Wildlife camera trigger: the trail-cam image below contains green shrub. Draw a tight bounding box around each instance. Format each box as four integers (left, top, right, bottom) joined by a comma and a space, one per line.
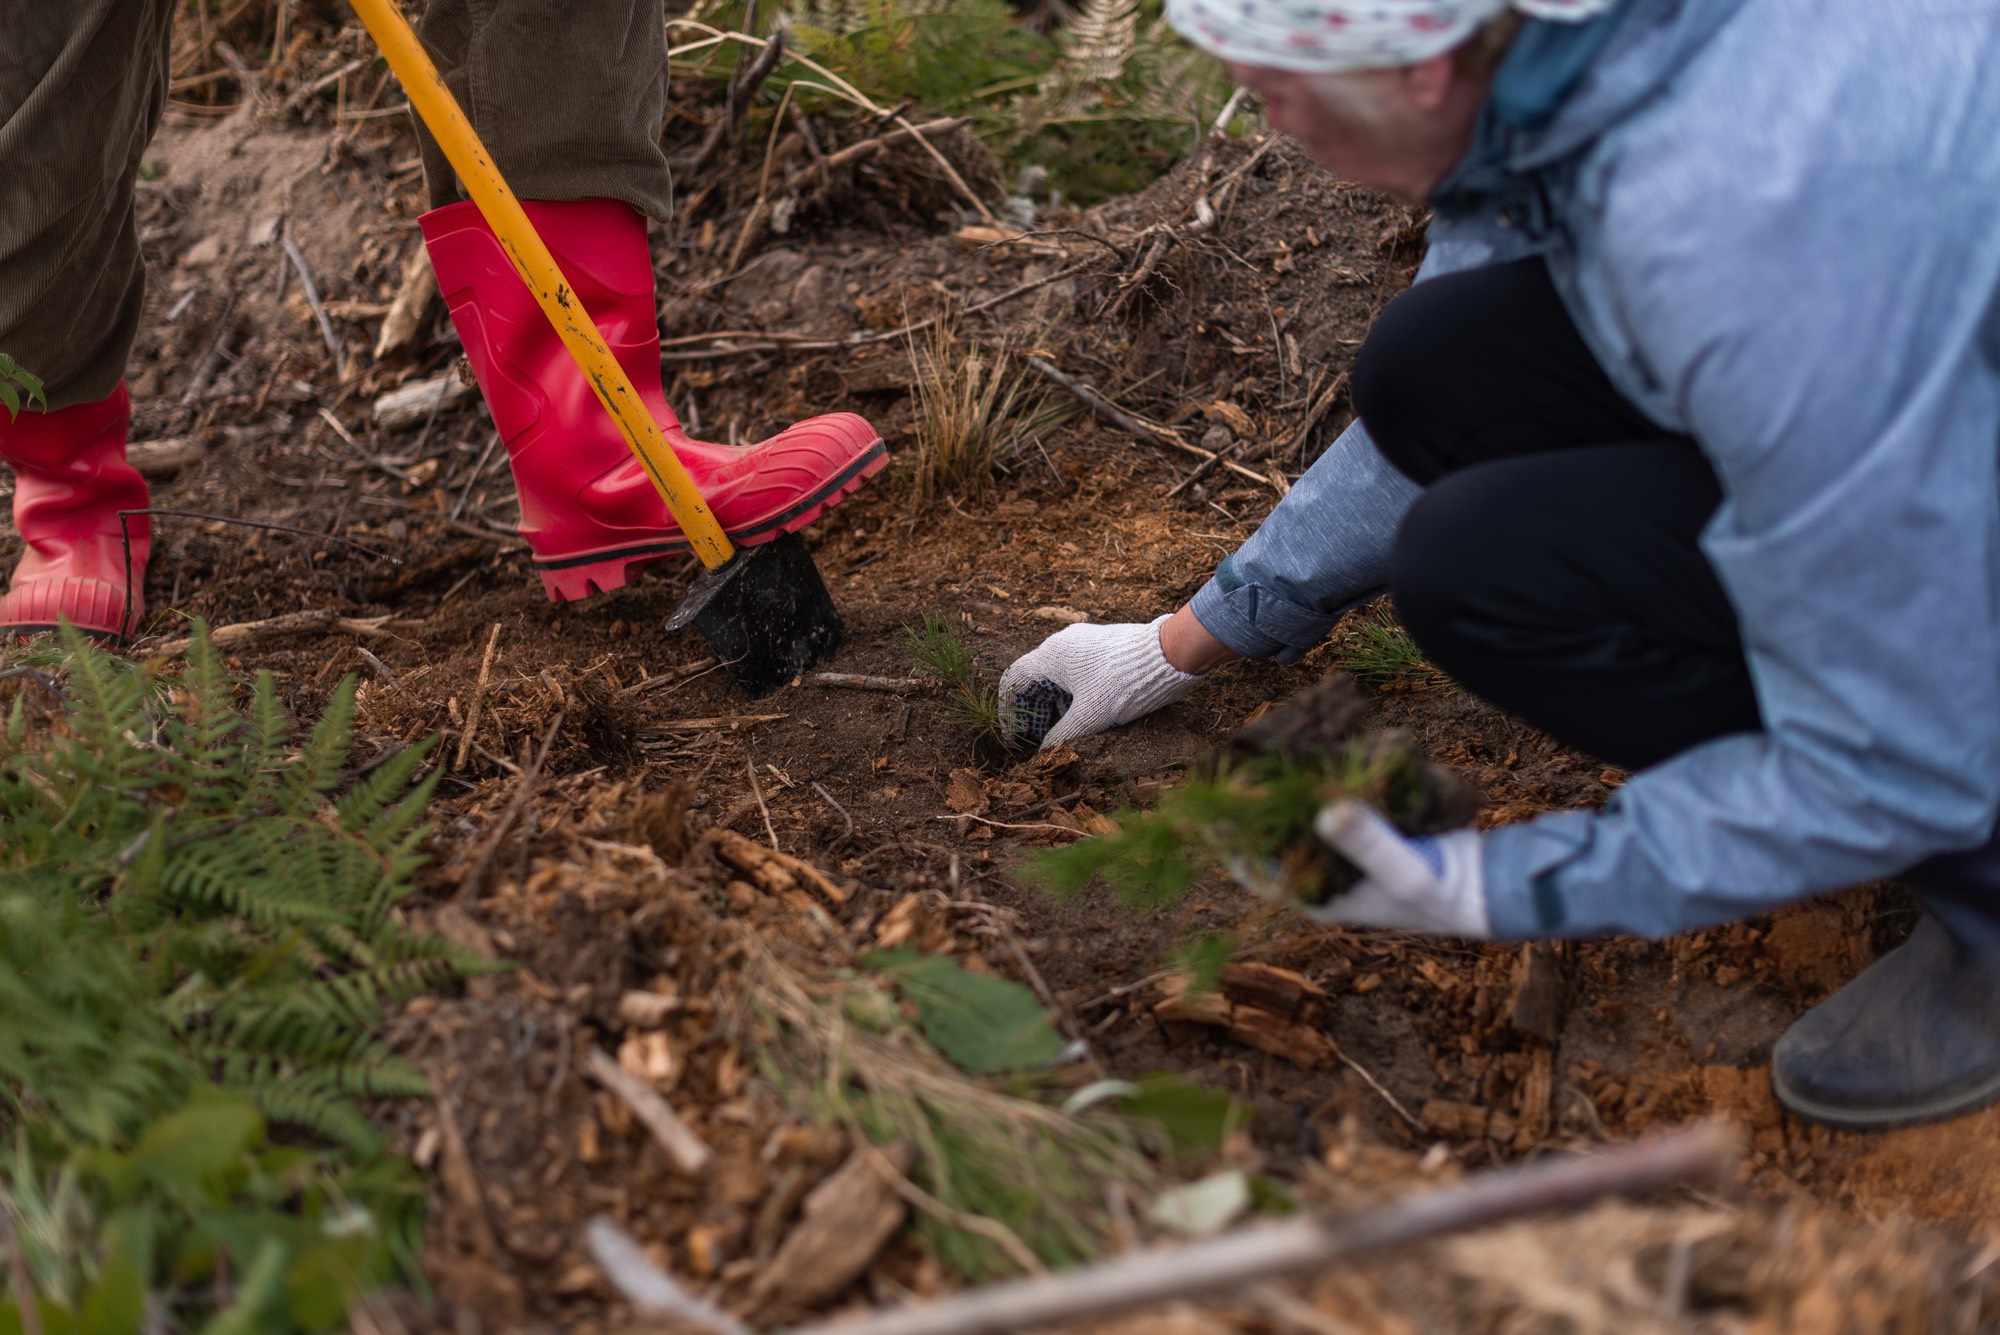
0, 624, 496, 1331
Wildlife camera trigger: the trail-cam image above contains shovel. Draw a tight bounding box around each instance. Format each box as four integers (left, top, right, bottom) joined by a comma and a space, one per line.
349, 0, 844, 697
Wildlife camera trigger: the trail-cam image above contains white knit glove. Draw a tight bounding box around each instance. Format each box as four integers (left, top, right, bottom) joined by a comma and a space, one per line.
1305, 801, 1491, 937
999, 615, 1204, 749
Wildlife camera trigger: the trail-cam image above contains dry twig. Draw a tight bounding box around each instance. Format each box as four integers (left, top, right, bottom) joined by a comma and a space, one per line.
784, 1124, 1735, 1335
810, 672, 922, 692
1024, 357, 1282, 493
658, 264, 1086, 361
454, 622, 502, 772
283, 233, 342, 362
582, 1048, 713, 1176
747, 754, 780, 849
585, 1217, 751, 1334
147, 610, 394, 658
668, 22, 997, 225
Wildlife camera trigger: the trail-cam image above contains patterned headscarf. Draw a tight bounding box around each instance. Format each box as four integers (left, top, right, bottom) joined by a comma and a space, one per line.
1167, 0, 1616, 73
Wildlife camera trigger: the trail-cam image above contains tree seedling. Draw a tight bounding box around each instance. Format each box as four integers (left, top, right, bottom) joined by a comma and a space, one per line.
906, 612, 1017, 754
1033, 675, 1479, 911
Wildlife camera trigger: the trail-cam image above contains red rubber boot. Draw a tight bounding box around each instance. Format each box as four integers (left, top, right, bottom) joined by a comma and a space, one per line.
0, 384, 149, 639
420, 198, 886, 603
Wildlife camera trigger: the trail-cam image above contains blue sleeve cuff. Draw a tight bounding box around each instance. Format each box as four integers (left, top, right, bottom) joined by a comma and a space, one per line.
1188, 555, 1364, 665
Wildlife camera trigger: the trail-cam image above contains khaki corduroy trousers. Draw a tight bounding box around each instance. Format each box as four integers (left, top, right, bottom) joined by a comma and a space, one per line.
0, 0, 672, 410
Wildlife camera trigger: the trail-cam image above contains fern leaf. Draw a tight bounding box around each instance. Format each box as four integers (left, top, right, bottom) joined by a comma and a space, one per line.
281, 677, 357, 815
1059, 0, 1138, 83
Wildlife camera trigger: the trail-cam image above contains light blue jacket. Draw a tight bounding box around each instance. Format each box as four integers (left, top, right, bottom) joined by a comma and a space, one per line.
1187, 0, 2000, 938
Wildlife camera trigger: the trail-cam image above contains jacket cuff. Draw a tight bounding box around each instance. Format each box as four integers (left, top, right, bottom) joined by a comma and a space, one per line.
1188, 556, 1356, 665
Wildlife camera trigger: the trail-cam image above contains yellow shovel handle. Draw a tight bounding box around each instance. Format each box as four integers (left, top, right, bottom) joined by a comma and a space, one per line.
348, 0, 735, 570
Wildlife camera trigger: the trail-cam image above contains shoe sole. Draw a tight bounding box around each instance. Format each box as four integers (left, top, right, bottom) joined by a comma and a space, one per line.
534, 439, 887, 603
3, 623, 131, 644
1771, 1061, 2000, 1132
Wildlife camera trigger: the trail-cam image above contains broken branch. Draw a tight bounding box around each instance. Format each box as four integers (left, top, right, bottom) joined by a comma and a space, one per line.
1023, 358, 1283, 493
809, 672, 922, 692
147, 610, 394, 658
784, 1123, 1735, 1335
582, 1047, 712, 1176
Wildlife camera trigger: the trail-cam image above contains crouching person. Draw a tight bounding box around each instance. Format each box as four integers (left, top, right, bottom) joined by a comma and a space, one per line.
1001, 0, 2000, 1131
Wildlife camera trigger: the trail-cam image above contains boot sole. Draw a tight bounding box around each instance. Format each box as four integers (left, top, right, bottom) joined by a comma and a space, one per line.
3, 623, 132, 644
1771, 1062, 2000, 1132
534, 439, 887, 603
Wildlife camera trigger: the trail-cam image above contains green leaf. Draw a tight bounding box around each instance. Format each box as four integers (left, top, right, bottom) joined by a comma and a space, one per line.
1115, 1073, 1240, 1156
286, 1234, 378, 1331
196, 1239, 288, 1335
0, 1300, 75, 1335
79, 1247, 144, 1335
865, 948, 1066, 1074
125, 1092, 263, 1206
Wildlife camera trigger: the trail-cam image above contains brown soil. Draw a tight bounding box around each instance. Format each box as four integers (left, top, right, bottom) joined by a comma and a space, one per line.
8, 17, 2000, 1330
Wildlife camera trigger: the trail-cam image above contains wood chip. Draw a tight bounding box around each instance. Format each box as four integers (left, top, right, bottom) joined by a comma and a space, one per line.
374, 246, 440, 361
706, 828, 854, 905
127, 437, 206, 478
1154, 974, 1342, 1070
1421, 1098, 1490, 1140
945, 767, 989, 815
1031, 605, 1091, 625
373, 368, 474, 430
755, 1142, 915, 1308
1512, 1049, 1554, 1150
1218, 962, 1329, 1026
1503, 943, 1566, 1044
617, 989, 681, 1028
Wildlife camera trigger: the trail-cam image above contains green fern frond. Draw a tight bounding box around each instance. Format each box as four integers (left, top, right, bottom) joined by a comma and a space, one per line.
281, 677, 357, 816
0, 623, 472, 1329
1059, 0, 1139, 81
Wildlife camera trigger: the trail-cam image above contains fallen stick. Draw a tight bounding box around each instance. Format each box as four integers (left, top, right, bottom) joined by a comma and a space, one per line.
686, 22, 786, 176
785, 1123, 1733, 1335
810, 672, 922, 692
657, 266, 1087, 362
582, 1048, 712, 1176
148, 610, 393, 658
586, 1218, 752, 1335
816, 115, 967, 174
453, 622, 502, 772
644, 713, 789, 732
126, 438, 207, 479
283, 233, 342, 362
1024, 357, 1282, 494
118, 508, 400, 566
1164, 437, 1247, 499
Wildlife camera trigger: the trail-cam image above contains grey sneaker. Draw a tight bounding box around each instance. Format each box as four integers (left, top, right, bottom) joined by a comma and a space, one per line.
1771, 913, 2000, 1131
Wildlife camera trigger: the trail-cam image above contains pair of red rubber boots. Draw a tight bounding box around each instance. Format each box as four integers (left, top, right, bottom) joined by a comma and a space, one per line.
0, 199, 884, 638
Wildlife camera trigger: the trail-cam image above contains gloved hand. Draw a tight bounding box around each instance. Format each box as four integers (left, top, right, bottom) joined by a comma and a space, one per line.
999, 615, 1204, 749
1305, 801, 1491, 937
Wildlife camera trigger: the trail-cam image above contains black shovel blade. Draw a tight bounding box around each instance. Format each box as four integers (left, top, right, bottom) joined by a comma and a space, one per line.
665, 532, 844, 697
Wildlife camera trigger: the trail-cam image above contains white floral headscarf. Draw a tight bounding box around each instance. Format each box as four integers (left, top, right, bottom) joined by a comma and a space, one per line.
1167, 0, 1617, 73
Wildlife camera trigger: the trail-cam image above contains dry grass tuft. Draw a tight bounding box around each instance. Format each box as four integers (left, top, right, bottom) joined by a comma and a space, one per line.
906, 324, 1068, 510
738, 928, 1157, 1280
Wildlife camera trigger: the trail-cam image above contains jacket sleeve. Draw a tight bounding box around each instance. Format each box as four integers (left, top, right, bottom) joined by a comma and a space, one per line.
1189, 225, 1536, 662
1483, 160, 2000, 939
